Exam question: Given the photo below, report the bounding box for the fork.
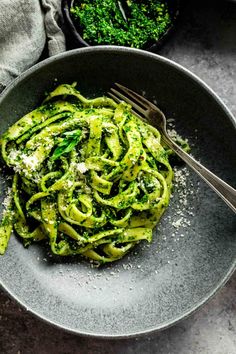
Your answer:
[109,83,236,214]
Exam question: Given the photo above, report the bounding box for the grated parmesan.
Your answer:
[77,162,88,174]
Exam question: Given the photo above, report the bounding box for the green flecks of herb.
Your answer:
[51,129,82,160]
[141,194,149,203]
[123,125,131,133]
[38,103,55,114]
[85,108,96,114]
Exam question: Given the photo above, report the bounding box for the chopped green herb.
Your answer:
[51,129,82,160]
[70,0,172,49]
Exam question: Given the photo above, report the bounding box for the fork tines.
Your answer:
[115,83,154,109]
[108,83,155,121]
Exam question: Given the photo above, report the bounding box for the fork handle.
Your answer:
[162,135,236,214]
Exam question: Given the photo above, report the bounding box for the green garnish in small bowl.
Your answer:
[63,0,179,50]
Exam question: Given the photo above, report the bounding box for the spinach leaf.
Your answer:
[51,129,82,160]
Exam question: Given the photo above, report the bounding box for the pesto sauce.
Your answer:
[0,83,179,263]
[70,0,172,49]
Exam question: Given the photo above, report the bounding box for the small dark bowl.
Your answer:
[62,0,180,52]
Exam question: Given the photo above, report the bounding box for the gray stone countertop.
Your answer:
[0,0,236,353]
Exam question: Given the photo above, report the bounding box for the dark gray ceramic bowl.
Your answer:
[0,47,235,338]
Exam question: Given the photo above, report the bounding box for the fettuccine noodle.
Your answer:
[0,84,174,263]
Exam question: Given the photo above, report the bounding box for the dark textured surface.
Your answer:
[0,0,236,352]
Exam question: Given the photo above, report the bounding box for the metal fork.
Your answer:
[109,83,236,214]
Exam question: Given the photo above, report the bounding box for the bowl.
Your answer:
[0,46,235,338]
[62,0,180,51]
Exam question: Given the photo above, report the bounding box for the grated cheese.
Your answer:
[77,162,88,174]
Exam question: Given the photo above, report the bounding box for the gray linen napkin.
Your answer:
[0,0,66,92]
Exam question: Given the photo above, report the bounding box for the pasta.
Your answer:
[0,84,174,263]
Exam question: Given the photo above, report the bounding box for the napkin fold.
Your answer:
[0,0,66,92]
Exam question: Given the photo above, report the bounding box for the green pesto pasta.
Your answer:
[0,83,174,264]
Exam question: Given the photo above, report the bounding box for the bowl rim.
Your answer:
[61,0,180,51]
[0,46,235,339]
